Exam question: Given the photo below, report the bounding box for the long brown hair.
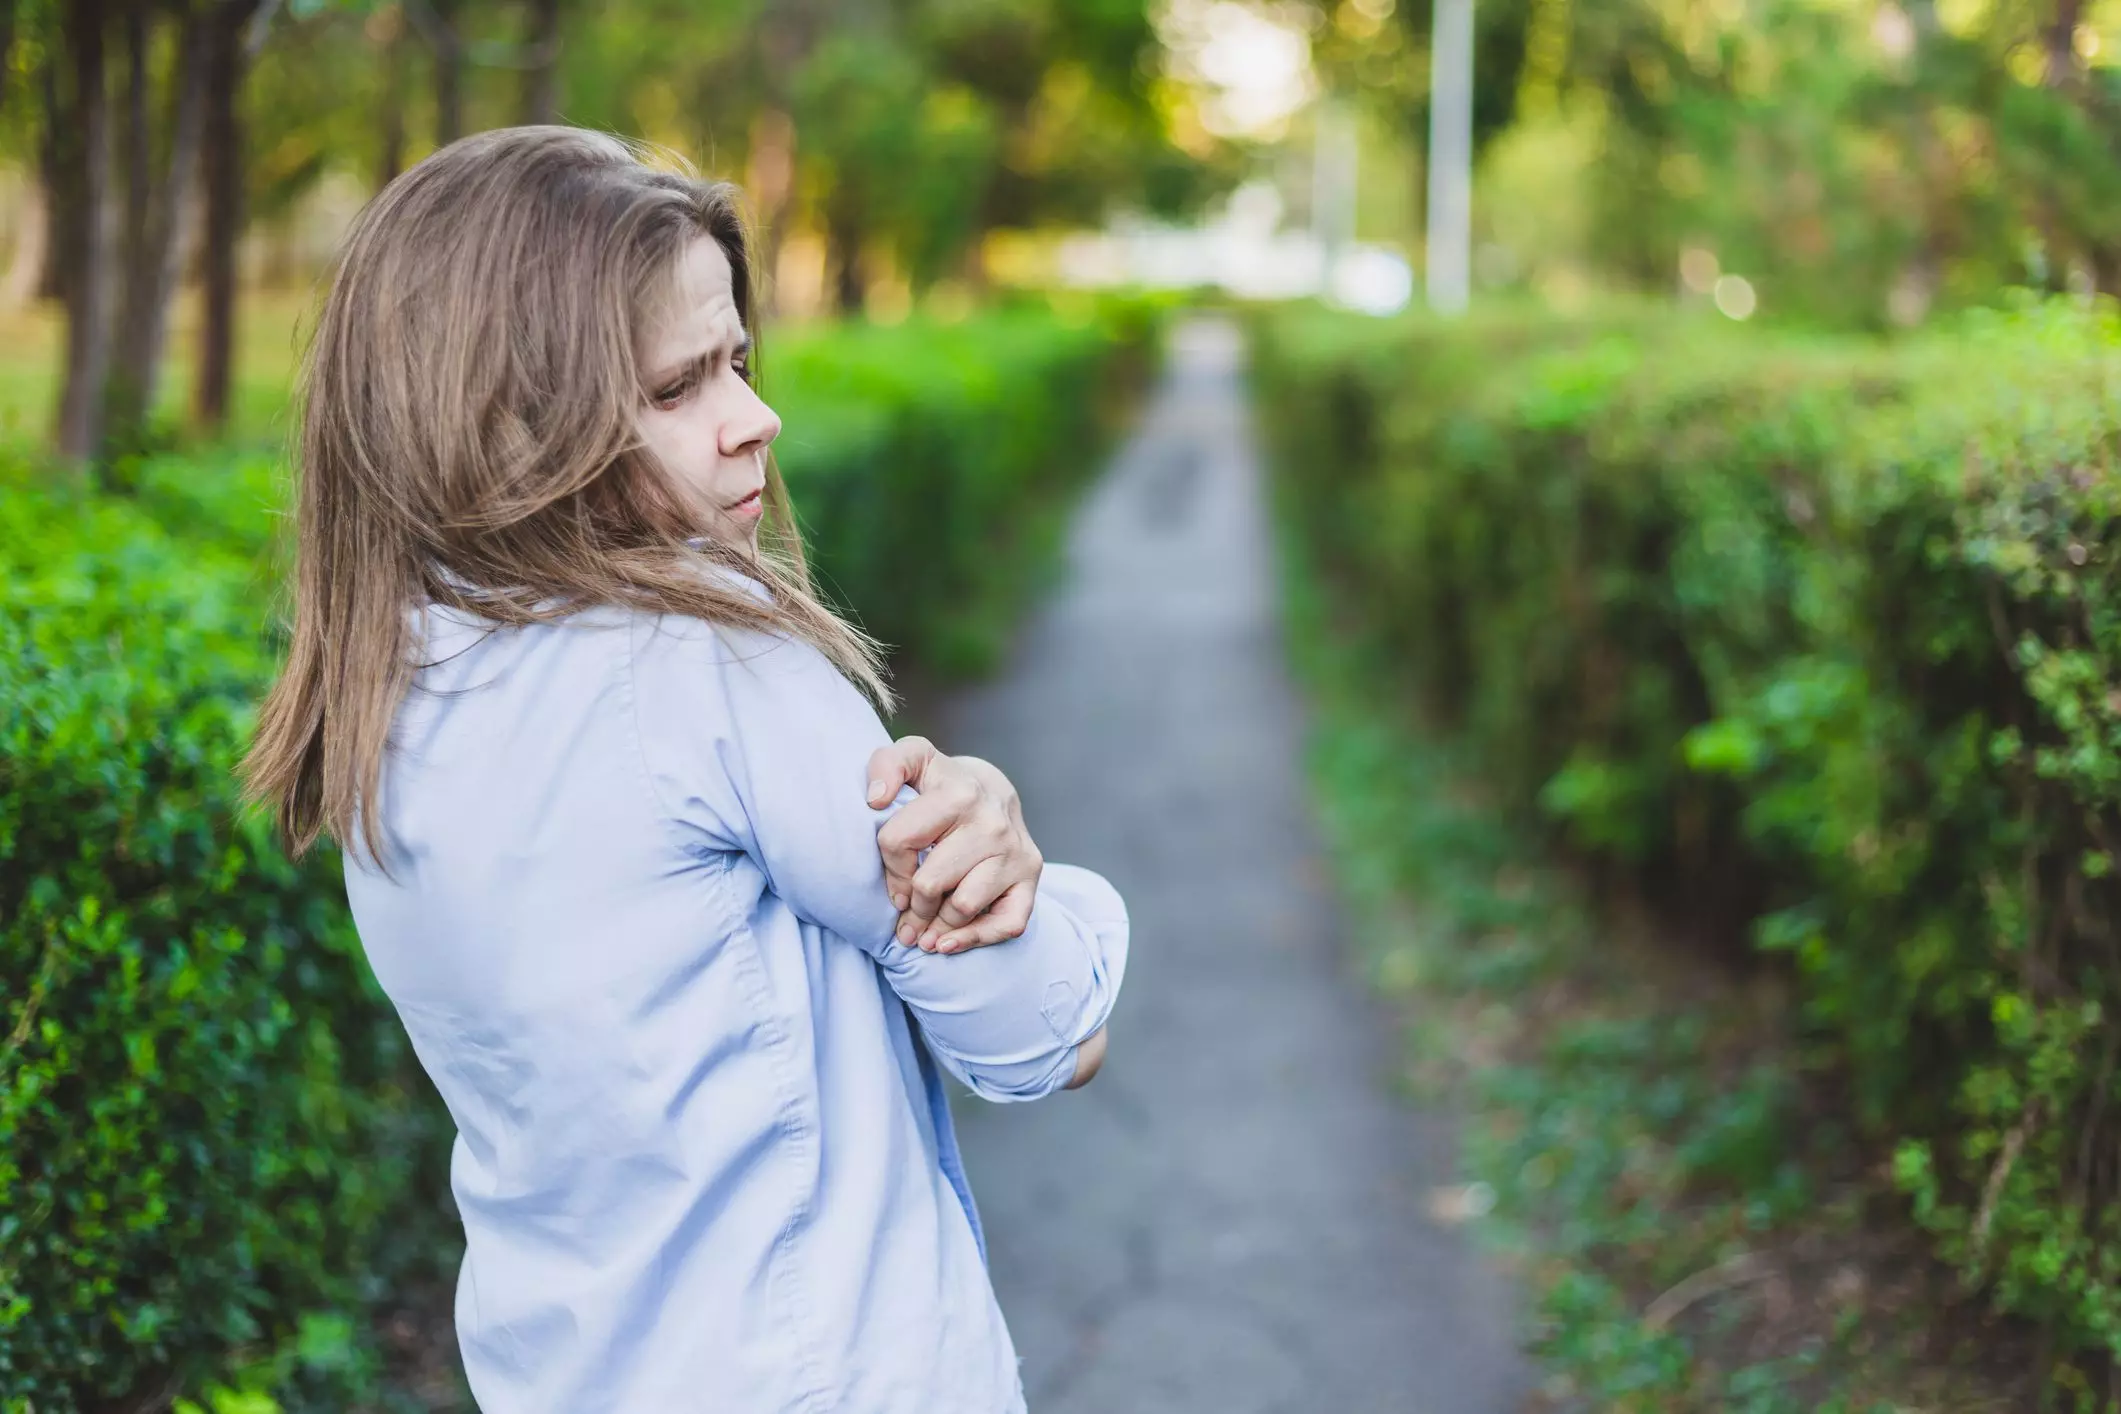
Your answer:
[243,125,892,874]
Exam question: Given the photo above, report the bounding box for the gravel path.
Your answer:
[940,318,1539,1414]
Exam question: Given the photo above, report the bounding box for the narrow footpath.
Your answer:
[941,318,1539,1414]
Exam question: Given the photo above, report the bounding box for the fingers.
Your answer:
[876,783,960,856]
[894,826,1004,940]
[878,779,982,907]
[869,745,1044,954]
[866,735,939,810]
[920,856,1013,942]
[928,880,1037,955]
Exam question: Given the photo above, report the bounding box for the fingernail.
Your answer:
[868,779,889,804]
[897,921,914,945]
[891,893,908,911]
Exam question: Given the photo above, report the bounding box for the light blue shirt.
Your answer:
[342,564,1129,1413]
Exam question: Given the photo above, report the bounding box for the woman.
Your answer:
[242,125,1128,1413]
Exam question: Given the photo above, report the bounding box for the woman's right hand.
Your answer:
[865,737,1044,955]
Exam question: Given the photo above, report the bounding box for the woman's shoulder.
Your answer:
[627,577,880,758]
[626,601,841,705]
[404,547,839,714]
[410,548,770,650]
[630,552,829,674]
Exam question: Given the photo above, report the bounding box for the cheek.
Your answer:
[645,412,712,483]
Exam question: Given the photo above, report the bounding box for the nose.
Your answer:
[721,381,781,460]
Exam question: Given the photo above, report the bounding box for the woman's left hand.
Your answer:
[866,736,1043,954]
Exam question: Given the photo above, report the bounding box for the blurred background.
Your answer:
[6,0,2121,1410]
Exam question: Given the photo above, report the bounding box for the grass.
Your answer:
[1273,500,2066,1412]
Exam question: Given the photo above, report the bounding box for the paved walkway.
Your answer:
[941,319,1538,1414]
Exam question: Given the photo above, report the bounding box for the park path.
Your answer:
[940,318,1539,1414]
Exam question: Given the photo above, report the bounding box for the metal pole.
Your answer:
[1426,0,1474,314]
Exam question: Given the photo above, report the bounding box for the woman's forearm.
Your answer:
[875,863,1128,1102]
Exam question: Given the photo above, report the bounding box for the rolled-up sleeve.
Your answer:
[628,608,1129,1103]
[877,862,1127,1100]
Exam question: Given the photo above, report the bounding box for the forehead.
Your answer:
[640,235,742,362]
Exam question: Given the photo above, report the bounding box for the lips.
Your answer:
[725,487,764,520]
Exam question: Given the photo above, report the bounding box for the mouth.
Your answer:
[723,487,764,520]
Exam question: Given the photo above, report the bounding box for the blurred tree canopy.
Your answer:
[0,0,1217,469]
[1303,0,2121,326]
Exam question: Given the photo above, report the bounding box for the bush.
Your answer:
[0,299,1157,1411]
[0,481,456,1413]
[768,299,1153,672]
[1253,296,2121,1375]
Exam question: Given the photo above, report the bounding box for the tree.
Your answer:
[104,0,216,455]
[373,2,408,188]
[195,0,274,434]
[792,30,998,310]
[519,0,561,123]
[54,0,114,465]
[1304,0,2121,319]
[39,0,276,461]
[25,0,1210,457]
[413,0,465,144]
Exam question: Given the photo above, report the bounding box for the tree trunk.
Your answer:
[195,0,265,433]
[108,5,213,450]
[0,0,19,111]
[432,0,463,145]
[110,0,156,443]
[747,105,797,314]
[752,0,822,318]
[2046,0,2084,85]
[57,0,115,466]
[825,200,865,315]
[36,42,76,305]
[121,2,149,276]
[519,0,560,124]
[376,6,407,189]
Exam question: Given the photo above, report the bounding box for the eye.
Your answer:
[649,358,704,409]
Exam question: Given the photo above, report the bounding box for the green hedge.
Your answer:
[1254,298,2121,1373]
[768,297,1158,671]
[0,298,1158,1412]
[0,487,455,1413]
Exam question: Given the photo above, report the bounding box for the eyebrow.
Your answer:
[646,330,751,387]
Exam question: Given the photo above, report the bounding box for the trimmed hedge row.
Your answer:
[0,297,1158,1412]
[1253,298,2121,1373]
[769,297,1157,671]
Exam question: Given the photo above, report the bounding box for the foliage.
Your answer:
[1253,296,2121,1378]
[233,0,1195,295]
[1283,510,2035,1411]
[0,475,457,1414]
[1308,0,2121,325]
[768,302,1125,669]
[0,298,1160,1411]
[789,30,999,297]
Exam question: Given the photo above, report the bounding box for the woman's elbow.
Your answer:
[949,1028,1107,1103]
[1062,1026,1107,1090]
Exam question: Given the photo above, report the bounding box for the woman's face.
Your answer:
[635,235,781,551]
